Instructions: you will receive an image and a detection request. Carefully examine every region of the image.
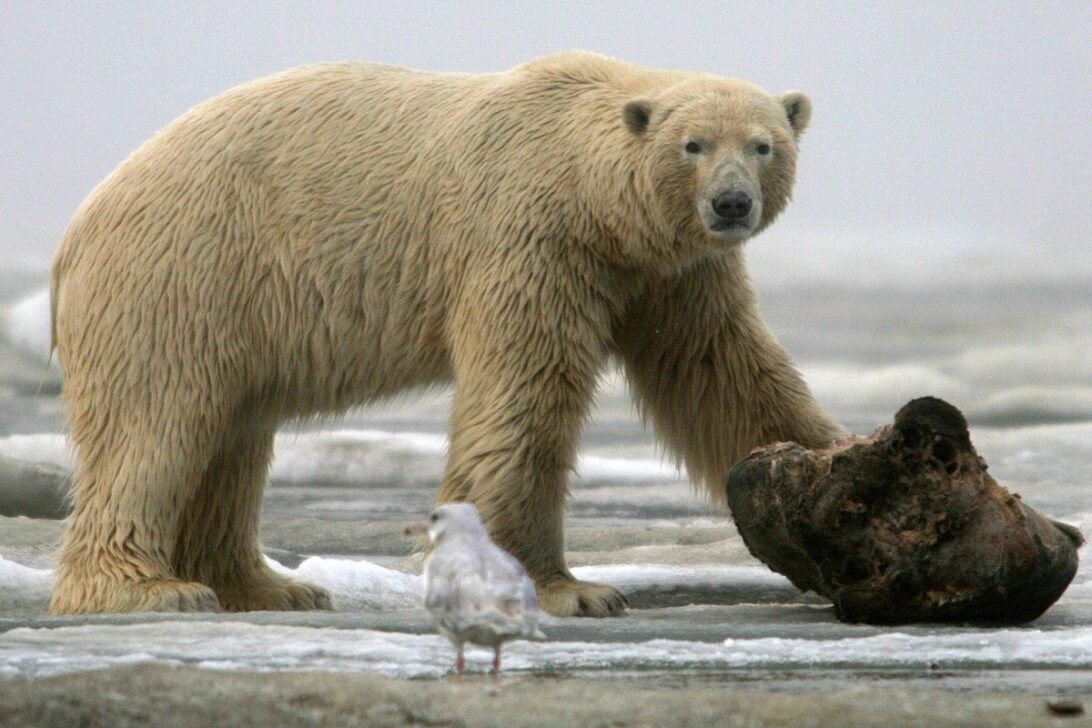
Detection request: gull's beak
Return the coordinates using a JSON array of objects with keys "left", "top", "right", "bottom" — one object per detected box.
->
[{"left": 404, "top": 522, "right": 428, "bottom": 537}]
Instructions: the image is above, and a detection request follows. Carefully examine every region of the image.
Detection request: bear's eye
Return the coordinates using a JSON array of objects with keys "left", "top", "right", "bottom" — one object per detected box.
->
[
  {"left": 755, "top": 142, "right": 772, "bottom": 156},
  {"left": 684, "top": 140, "right": 702, "bottom": 155}
]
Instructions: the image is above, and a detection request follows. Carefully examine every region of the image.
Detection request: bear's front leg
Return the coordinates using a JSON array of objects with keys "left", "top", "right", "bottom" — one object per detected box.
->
[
  {"left": 437, "top": 271, "right": 627, "bottom": 617},
  {"left": 437, "top": 385, "right": 627, "bottom": 617},
  {"left": 614, "top": 250, "right": 846, "bottom": 505}
]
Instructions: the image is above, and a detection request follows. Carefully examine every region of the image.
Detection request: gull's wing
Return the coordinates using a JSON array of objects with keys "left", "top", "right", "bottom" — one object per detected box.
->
[
  {"left": 484, "top": 543, "right": 541, "bottom": 616},
  {"left": 479, "top": 542, "right": 545, "bottom": 639}
]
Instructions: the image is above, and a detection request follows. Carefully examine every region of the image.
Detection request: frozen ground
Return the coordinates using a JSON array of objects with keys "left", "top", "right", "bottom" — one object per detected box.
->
[{"left": 0, "top": 420, "right": 1089, "bottom": 695}]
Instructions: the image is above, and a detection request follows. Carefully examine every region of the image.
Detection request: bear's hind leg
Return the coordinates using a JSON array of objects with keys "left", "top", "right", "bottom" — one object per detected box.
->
[
  {"left": 49, "top": 427, "right": 222, "bottom": 615},
  {"left": 174, "top": 425, "right": 332, "bottom": 612}
]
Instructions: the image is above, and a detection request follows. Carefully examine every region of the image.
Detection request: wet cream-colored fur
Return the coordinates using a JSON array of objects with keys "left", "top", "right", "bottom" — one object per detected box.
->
[{"left": 50, "top": 52, "right": 843, "bottom": 617}]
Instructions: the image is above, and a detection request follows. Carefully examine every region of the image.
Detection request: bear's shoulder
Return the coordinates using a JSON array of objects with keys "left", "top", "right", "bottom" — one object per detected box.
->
[{"left": 513, "top": 51, "right": 689, "bottom": 94}]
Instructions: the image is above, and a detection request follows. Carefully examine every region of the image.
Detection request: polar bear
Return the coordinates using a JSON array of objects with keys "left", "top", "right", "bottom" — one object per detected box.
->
[{"left": 49, "top": 51, "right": 843, "bottom": 617}]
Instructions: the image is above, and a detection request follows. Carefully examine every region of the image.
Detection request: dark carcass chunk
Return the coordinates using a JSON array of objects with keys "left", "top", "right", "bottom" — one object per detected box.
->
[{"left": 726, "top": 397, "right": 1083, "bottom": 624}]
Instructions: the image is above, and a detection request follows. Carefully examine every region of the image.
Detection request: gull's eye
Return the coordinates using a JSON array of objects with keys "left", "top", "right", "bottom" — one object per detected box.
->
[
  {"left": 430, "top": 513, "right": 439, "bottom": 523},
  {"left": 685, "top": 140, "right": 702, "bottom": 155}
]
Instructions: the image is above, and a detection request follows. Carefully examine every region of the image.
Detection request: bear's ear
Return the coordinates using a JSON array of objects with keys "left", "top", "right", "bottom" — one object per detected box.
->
[
  {"left": 779, "top": 91, "right": 812, "bottom": 139},
  {"left": 622, "top": 99, "right": 653, "bottom": 136}
]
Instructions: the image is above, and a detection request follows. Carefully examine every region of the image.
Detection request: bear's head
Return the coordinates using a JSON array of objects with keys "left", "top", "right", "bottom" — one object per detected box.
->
[{"left": 622, "top": 78, "right": 810, "bottom": 255}]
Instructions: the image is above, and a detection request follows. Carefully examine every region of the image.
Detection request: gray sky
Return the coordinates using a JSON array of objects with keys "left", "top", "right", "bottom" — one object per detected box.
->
[{"left": 2, "top": 1, "right": 1089, "bottom": 288}]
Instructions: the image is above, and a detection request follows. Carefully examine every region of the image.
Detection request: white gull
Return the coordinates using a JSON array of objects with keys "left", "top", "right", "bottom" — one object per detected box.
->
[{"left": 407, "top": 503, "right": 545, "bottom": 678}]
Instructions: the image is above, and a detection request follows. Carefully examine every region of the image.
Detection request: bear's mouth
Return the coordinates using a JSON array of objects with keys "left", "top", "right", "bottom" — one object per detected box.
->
[{"left": 708, "top": 219, "right": 752, "bottom": 235}]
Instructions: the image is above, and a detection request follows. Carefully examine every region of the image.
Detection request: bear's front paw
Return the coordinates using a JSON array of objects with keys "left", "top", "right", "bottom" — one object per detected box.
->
[{"left": 535, "top": 577, "right": 628, "bottom": 617}]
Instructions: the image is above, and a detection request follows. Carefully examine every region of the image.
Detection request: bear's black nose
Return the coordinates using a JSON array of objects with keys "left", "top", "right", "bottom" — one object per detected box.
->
[{"left": 711, "top": 190, "right": 752, "bottom": 220}]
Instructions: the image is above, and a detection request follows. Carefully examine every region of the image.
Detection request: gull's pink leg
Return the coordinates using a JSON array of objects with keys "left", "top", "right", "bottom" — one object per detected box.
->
[
  {"left": 455, "top": 646, "right": 465, "bottom": 682},
  {"left": 492, "top": 646, "right": 501, "bottom": 680}
]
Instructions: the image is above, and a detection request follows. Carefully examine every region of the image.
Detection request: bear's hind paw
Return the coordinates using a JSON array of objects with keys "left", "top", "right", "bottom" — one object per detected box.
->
[
  {"left": 217, "top": 578, "right": 334, "bottom": 612},
  {"left": 49, "top": 577, "right": 221, "bottom": 615},
  {"left": 148, "top": 580, "right": 223, "bottom": 612}
]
